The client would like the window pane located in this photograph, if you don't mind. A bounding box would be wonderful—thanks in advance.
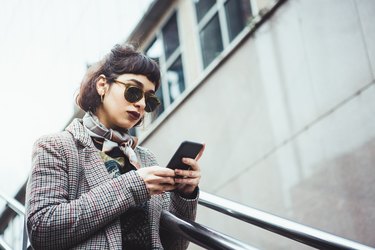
[145,37,163,64]
[162,13,180,59]
[194,0,216,22]
[153,85,165,119]
[225,0,252,41]
[145,38,164,119]
[199,14,223,68]
[167,56,185,103]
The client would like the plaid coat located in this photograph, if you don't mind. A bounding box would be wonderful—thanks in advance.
[26,119,198,249]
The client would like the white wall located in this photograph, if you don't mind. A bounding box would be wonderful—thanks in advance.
[141,0,375,248]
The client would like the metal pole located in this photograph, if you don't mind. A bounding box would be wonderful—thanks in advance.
[199,191,374,250]
[160,210,258,250]
[0,192,25,217]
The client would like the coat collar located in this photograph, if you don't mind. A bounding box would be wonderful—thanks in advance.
[65,118,94,148]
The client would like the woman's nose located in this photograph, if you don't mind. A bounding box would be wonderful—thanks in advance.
[134,95,146,110]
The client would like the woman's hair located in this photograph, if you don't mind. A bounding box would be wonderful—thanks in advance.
[76,44,161,113]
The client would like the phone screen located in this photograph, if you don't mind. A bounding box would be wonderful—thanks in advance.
[166,141,203,170]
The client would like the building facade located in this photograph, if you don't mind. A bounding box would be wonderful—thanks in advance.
[1,0,374,249]
[128,0,375,249]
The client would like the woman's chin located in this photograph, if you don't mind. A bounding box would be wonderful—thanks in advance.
[111,121,132,131]
[121,120,139,130]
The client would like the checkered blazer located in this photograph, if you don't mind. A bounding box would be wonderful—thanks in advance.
[26,119,198,250]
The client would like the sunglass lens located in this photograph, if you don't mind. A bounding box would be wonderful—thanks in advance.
[145,96,161,112]
[125,86,143,103]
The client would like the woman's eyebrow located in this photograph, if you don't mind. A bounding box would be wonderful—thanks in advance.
[126,79,143,88]
[127,79,155,93]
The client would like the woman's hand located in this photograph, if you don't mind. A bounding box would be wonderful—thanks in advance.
[137,166,176,195]
[174,144,205,195]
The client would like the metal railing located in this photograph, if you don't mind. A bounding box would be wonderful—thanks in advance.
[0,237,12,250]
[199,191,374,250]
[160,210,257,249]
[0,193,25,218]
[1,190,375,250]
[0,190,256,250]
[0,192,26,250]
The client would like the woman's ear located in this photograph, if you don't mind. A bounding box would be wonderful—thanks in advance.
[96,74,109,96]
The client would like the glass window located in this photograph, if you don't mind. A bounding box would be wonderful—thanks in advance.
[194,0,216,22]
[153,85,165,119]
[145,37,163,63]
[145,38,164,119]
[225,0,252,41]
[167,56,185,103]
[162,13,180,59]
[195,0,254,69]
[199,14,223,68]
[140,11,188,130]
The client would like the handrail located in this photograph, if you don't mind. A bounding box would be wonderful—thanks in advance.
[160,210,257,250]
[0,237,12,250]
[0,190,256,250]
[199,191,375,250]
[0,192,25,217]
[2,189,374,249]
[0,192,26,250]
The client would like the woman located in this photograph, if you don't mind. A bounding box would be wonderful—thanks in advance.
[26,44,204,249]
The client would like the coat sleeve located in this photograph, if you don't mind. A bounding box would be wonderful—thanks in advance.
[26,134,150,250]
[162,191,199,250]
[140,147,199,250]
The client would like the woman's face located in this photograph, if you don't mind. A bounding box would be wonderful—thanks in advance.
[96,73,156,130]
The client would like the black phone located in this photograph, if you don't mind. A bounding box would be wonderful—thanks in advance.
[166,141,203,170]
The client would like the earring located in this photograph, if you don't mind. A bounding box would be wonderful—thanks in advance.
[100,93,105,103]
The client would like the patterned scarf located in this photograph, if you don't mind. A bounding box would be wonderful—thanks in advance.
[82,111,140,169]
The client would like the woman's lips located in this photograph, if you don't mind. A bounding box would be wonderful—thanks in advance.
[127,111,140,120]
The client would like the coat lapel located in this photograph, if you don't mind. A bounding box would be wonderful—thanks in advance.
[66,119,111,189]
[66,119,123,248]
[82,147,111,189]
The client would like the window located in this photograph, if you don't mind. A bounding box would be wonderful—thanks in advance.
[225,0,252,41]
[145,38,165,119]
[199,13,223,68]
[195,0,253,68]
[162,13,180,59]
[167,56,185,103]
[195,0,216,22]
[143,11,186,126]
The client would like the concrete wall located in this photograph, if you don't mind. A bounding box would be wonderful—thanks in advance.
[141,0,375,248]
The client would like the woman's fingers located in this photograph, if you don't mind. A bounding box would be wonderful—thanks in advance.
[152,166,176,177]
[181,157,200,171]
[148,175,175,185]
[174,146,204,195]
[174,169,200,178]
[137,166,176,195]
[174,177,199,185]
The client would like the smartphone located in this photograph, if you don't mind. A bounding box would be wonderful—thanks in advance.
[166,141,203,170]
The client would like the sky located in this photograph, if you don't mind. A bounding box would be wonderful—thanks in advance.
[0,0,153,197]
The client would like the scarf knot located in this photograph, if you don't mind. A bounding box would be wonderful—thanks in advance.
[82,112,140,169]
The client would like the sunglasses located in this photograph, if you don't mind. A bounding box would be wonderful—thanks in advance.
[114,80,160,112]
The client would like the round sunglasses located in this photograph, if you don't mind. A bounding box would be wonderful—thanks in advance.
[114,80,161,112]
